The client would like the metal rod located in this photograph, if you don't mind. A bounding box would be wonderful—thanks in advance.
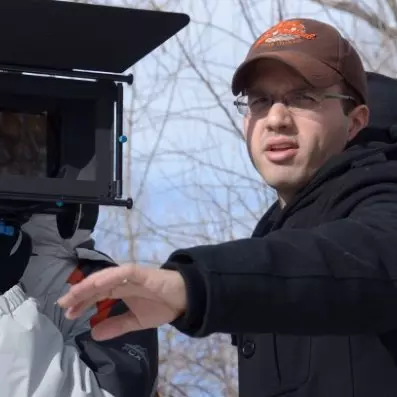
[0,63,134,84]
[115,83,124,198]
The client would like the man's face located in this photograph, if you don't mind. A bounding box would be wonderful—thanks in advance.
[242,60,369,204]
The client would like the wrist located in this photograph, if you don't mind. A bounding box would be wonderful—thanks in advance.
[162,261,207,334]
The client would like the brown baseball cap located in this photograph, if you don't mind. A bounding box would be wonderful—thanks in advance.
[231,18,368,104]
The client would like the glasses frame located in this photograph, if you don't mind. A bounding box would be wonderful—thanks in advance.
[233,90,357,117]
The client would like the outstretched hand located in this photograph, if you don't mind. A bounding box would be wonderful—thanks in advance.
[57,265,188,341]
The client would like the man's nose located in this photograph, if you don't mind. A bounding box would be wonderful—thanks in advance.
[264,102,293,132]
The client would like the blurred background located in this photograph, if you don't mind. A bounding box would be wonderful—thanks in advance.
[62,0,397,395]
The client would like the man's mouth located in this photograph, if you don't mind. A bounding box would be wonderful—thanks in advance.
[266,138,299,151]
[265,139,299,162]
[268,143,298,151]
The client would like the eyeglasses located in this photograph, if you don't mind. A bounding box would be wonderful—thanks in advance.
[233,90,356,117]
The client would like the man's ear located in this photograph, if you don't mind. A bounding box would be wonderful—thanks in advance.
[347,104,370,141]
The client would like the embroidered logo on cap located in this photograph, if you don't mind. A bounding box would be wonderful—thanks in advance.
[253,20,316,48]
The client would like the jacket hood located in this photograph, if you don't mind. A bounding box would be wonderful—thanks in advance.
[312,127,397,185]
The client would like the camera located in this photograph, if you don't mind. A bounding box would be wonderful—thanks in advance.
[0,0,189,232]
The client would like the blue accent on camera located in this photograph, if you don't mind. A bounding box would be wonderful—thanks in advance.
[0,222,15,236]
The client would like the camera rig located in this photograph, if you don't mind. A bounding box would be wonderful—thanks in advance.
[0,0,189,227]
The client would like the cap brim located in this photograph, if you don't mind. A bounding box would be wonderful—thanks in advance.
[231,51,342,96]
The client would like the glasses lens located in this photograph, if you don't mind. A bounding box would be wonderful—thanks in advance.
[287,92,321,110]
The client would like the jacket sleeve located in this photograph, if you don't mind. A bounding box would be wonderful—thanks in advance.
[0,282,158,397]
[162,192,397,337]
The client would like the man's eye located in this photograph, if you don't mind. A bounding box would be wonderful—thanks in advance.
[249,97,271,108]
[290,93,319,107]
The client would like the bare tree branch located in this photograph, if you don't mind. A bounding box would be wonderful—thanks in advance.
[310,0,397,39]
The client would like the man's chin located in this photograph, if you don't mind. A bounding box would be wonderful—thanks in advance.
[260,162,299,183]
[261,168,307,196]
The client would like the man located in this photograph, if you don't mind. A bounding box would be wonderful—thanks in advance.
[58,18,397,397]
[0,206,158,397]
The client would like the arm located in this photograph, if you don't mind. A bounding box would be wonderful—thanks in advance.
[0,282,158,397]
[163,193,397,337]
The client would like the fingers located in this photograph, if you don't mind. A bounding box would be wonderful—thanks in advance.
[57,264,149,309]
[63,284,158,321]
[63,295,104,320]
[90,312,141,341]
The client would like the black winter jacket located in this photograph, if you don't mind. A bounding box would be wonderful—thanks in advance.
[163,129,397,397]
